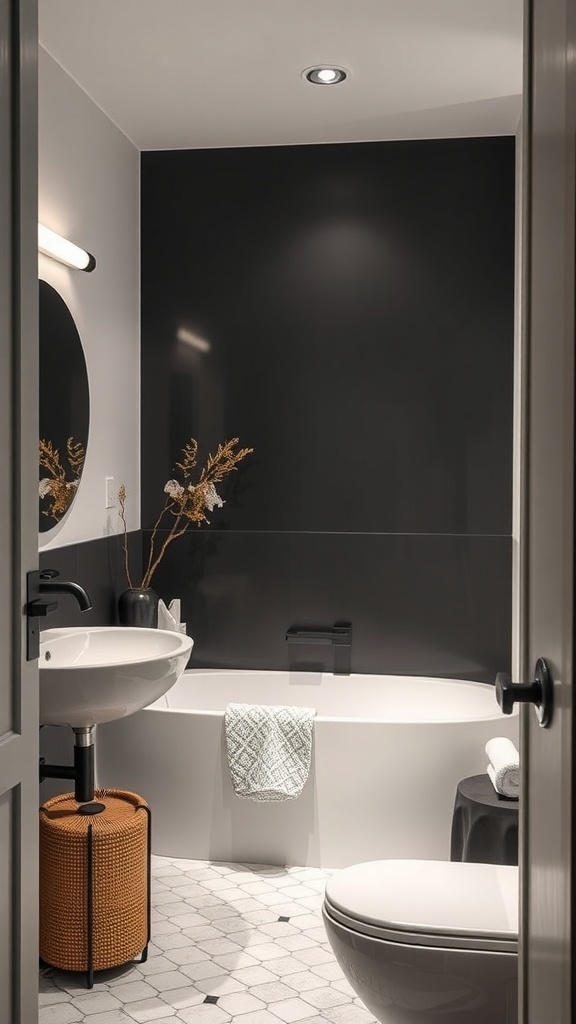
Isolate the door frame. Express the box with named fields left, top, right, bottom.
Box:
left=7, top=2, right=576, bottom=1021
left=0, top=0, right=39, bottom=1021
left=520, top=0, right=575, bottom=1019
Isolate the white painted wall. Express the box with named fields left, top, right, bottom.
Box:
left=38, top=47, right=140, bottom=548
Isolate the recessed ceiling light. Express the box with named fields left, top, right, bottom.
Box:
left=303, top=65, right=349, bottom=86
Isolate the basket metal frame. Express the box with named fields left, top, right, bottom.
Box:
left=40, top=797, right=152, bottom=989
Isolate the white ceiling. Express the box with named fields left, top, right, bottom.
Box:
left=39, top=0, right=523, bottom=151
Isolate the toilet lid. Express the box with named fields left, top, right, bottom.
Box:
left=324, top=860, right=518, bottom=953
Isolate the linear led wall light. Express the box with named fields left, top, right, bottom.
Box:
left=38, top=224, right=96, bottom=272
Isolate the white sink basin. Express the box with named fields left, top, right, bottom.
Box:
left=39, top=626, right=193, bottom=727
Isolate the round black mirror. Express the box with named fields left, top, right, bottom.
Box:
left=39, top=281, right=90, bottom=533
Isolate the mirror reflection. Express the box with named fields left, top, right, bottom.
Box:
left=39, top=280, right=90, bottom=532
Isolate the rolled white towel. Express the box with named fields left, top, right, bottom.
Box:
left=485, top=736, right=520, bottom=799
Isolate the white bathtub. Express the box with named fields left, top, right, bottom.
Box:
left=96, top=669, right=519, bottom=869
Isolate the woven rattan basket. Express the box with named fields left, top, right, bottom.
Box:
left=39, top=789, right=150, bottom=974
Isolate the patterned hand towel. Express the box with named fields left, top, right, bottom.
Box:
left=224, top=703, right=316, bottom=802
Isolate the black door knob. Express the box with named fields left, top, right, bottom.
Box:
left=495, top=657, right=553, bottom=728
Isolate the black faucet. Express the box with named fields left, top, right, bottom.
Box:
left=285, top=622, right=352, bottom=675
left=38, top=569, right=93, bottom=611
left=26, top=569, right=93, bottom=660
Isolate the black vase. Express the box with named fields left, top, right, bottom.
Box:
left=118, top=588, right=159, bottom=628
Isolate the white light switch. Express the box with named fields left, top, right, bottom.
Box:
left=105, top=477, right=115, bottom=508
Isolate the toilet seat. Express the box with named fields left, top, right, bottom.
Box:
left=324, top=859, right=518, bottom=954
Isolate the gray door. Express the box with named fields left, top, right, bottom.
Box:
left=521, top=0, right=575, bottom=1019
left=0, top=2, right=40, bottom=1022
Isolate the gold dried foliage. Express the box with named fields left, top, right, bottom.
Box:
left=67, top=437, right=86, bottom=476
left=39, top=437, right=85, bottom=521
left=119, top=436, right=253, bottom=590
left=174, top=439, right=198, bottom=478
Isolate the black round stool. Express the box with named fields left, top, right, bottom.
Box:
left=450, top=773, right=519, bottom=866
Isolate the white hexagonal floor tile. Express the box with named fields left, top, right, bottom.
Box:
left=39, top=856, right=377, bottom=1024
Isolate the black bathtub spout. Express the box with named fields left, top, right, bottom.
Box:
left=285, top=622, right=352, bottom=675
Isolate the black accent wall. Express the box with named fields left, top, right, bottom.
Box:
left=39, top=532, right=142, bottom=630
left=141, top=137, right=515, bottom=681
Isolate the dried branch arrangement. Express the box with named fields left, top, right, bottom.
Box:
left=119, top=436, right=253, bottom=590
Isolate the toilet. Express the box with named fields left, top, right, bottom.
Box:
left=322, top=859, right=518, bottom=1024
